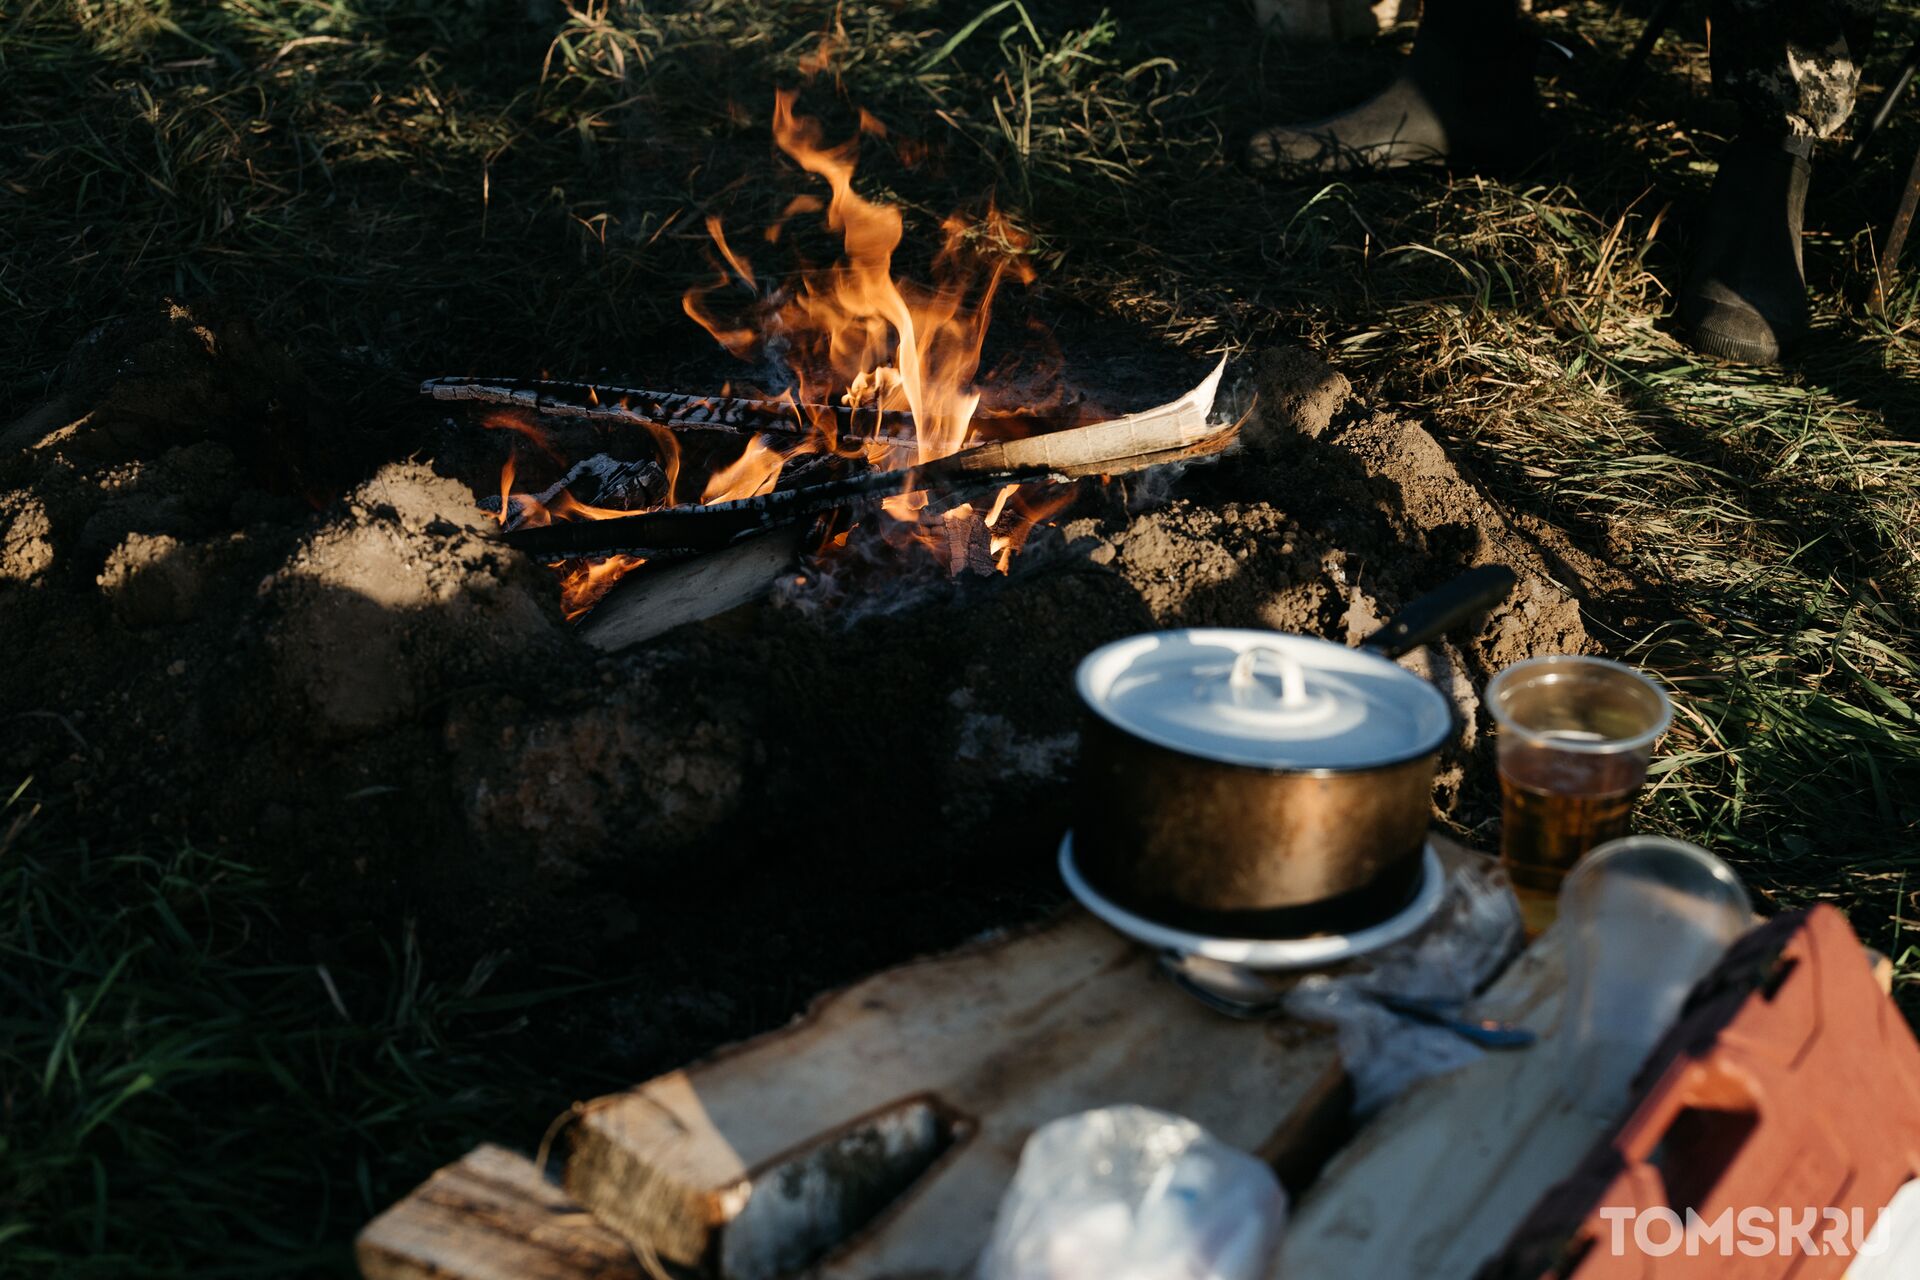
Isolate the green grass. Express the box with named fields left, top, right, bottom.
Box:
left=0, top=784, right=610, bottom=1276
left=1322, top=173, right=1920, bottom=884
left=7, top=0, right=1920, bottom=1272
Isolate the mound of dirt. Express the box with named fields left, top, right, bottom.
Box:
left=1, top=308, right=1601, bottom=964
left=264, top=464, right=560, bottom=741
left=0, top=305, right=568, bottom=929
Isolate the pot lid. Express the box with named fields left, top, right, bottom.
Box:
left=1076, top=629, right=1454, bottom=771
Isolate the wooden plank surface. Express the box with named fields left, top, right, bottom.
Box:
left=563, top=908, right=1345, bottom=1279
left=357, top=839, right=1588, bottom=1280
left=1275, top=913, right=1897, bottom=1277
left=355, top=1144, right=645, bottom=1280
left=1273, top=924, right=1586, bottom=1279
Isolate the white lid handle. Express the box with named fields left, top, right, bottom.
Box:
left=1227, top=644, right=1312, bottom=712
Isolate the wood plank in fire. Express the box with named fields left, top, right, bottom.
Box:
left=576, top=526, right=804, bottom=653
left=498, top=359, right=1231, bottom=560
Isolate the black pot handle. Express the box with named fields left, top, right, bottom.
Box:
left=1361, top=564, right=1518, bottom=659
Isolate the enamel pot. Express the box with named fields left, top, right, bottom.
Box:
left=1072, top=565, right=1515, bottom=939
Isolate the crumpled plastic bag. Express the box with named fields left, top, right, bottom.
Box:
left=977, top=1105, right=1287, bottom=1280
left=1283, top=853, right=1524, bottom=1116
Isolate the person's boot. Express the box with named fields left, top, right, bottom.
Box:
left=1247, top=1, right=1538, bottom=173
left=1679, top=135, right=1813, bottom=366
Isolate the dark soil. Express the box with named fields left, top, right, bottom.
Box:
left=1, top=302, right=1601, bottom=1069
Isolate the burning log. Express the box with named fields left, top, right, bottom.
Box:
left=562, top=359, right=1235, bottom=650
left=427, top=375, right=917, bottom=446
left=423, top=375, right=1084, bottom=446
left=479, top=453, right=666, bottom=531
left=576, top=527, right=806, bottom=652
left=502, top=358, right=1231, bottom=560
left=502, top=465, right=954, bottom=557
left=939, top=505, right=1000, bottom=578
left=918, top=356, right=1226, bottom=479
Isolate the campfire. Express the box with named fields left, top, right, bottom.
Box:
left=426, top=87, right=1237, bottom=636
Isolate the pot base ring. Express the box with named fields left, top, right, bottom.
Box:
left=1059, top=831, right=1447, bottom=971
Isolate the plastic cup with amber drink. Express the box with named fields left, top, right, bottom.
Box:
left=1486, top=656, right=1673, bottom=894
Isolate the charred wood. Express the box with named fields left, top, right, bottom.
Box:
left=423, top=375, right=1083, bottom=445
left=424, top=375, right=918, bottom=445
left=498, top=359, right=1231, bottom=559
left=477, top=454, right=668, bottom=531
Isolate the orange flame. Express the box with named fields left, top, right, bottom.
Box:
left=481, top=410, right=563, bottom=463
left=641, top=420, right=683, bottom=502
left=496, top=455, right=516, bottom=526
left=500, top=85, right=1065, bottom=619
left=989, top=483, right=1078, bottom=571
left=555, top=554, right=646, bottom=621
left=704, top=214, right=757, bottom=290
left=766, top=86, right=992, bottom=467
left=700, top=433, right=794, bottom=504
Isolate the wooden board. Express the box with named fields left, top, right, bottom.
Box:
left=1273, top=922, right=1594, bottom=1279
left=356, top=839, right=1588, bottom=1280
left=1275, top=909, right=1898, bottom=1277
left=562, top=908, right=1345, bottom=1279
left=355, top=1144, right=645, bottom=1280
left=355, top=840, right=1902, bottom=1280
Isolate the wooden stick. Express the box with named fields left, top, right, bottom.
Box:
left=422, top=375, right=1080, bottom=444
left=424, top=375, right=915, bottom=444
left=1872, top=137, right=1920, bottom=316
left=502, top=358, right=1231, bottom=559
left=503, top=465, right=1030, bottom=558
left=914, top=356, right=1226, bottom=479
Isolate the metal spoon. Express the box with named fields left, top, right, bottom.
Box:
left=1159, top=952, right=1536, bottom=1049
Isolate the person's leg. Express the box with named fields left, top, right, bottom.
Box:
left=1712, top=0, right=1879, bottom=140
left=1247, top=0, right=1537, bottom=173
left=1681, top=0, right=1882, bottom=363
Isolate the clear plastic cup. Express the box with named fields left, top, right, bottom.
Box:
left=1487, top=655, right=1673, bottom=893
left=1557, top=836, right=1751, bottom=1118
